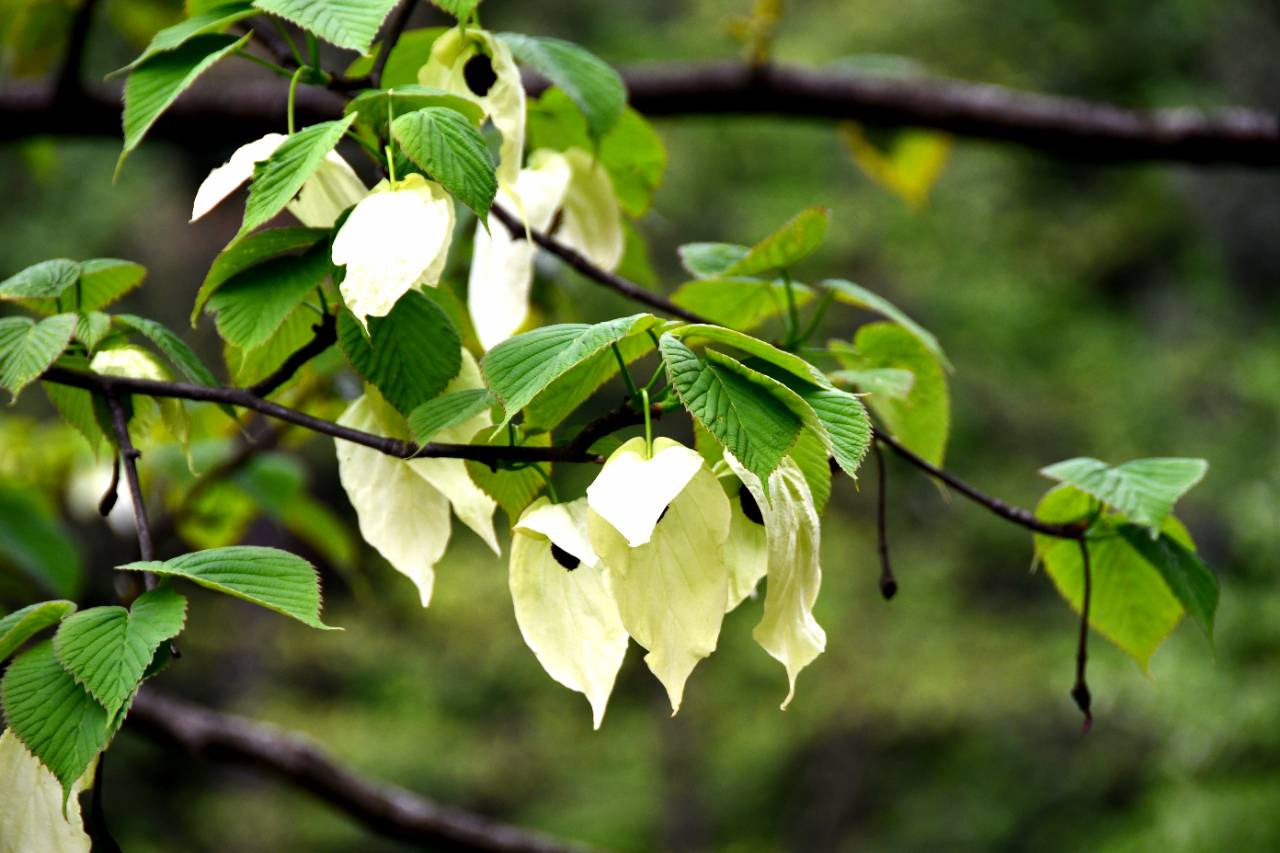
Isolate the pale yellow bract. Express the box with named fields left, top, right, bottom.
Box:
left=0, top=730, right=92, bottom=853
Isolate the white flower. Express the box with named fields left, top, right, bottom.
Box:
left=334, top=351, right=498, bottom=607
left=331, top=173, right=455, bottom=327
left=587, top=437, right=731, bottom=712
left=725, top=454, right=825, bottom=708
left=418, top=27, right=525, bottom=185
left=189, top=133, right=367, bottom=226
left=510, top=497, right=628, bottom=728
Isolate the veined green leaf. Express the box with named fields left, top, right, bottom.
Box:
left=119, top=546, right=336, bottom=630
left=670, top=323, right=827, bottom=385
left=52, top=587, right=187, bottom=717
left=0, top=601, right=76, bottom=663
left=822, top=278, right=949, bottom=369
left=1040, top=457, right=1208, bottom=535
left=73, top=313, right=111, bottom=353
left=677, top=243, right=750, bottom=280
left=43, top=353, right=106, bottom=453
left=392, top=106, right=497, bottom=219
left=251, top=0, right=398, bottom=54
left=0, top=314, right=76, bottom=400
left=239, top=115, right=358, bottom=238
left=225, top=303, right=317, bottom=386
left=1, top=641, right=117, bottom=803
left=208, top=244, right=330, bottom=352
left=73, top=260, right=147, bottom=313
left=346, top=85, right=483, bottom=143
left=120, top=33, right=251, bottom=171
left=723, top=207, right=829, bottom=276
left=337, top=291, right=461, bottom=417
left=750, top=358, right=871, bottom=480
left=109, top=1, right=256, bottom=77
left=465, top=428, right=552, bottom=525
left=0, top=259, right=79, bottom=301
left=482, top=314, right=659, bottom=428
left=828, top=366, right=914, bottom=400
left=115, top=314, right=221, bottom=390
left=499, top=33, right=625, bottom=140
left=1118, top=525, right=1218, bottom=638
left=408, top=388, right=493, bottom=444
left=522, top=328, right=652, bottom=431
left=660, top=335, right=803, bottom=485
left=429, top=0, right=479, bottom=21
left=672, top=277, right=813, bottom=333
left=192, top=227, right=328, bottom=325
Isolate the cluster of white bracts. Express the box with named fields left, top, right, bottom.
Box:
left=510, top=438, right=826, bottom=728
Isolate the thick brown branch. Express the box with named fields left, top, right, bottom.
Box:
left=3, top=61, right=1276, bottom=166
left=127, top=689, right=587, bottom=853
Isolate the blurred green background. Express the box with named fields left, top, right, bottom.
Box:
left=2, top=0, right=1279, bottom=849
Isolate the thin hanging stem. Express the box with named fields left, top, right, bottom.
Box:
left=781, top=269, right=800, bottom=345
left=531, top=464, right=559, bottom=503
left=795, top=288, right=836, bottom=347
left=270, top=18, right=306, bottom=67
left=612, top=343, right=640, bottom=405
left=384, top=88, right=398, bottom=183
left=287, top=65, right=307, bottom=134
left=235, top=49, right=293, bottom=77
left=641, top=388, right=653, bottom=457
left=873, top=442, right=897, bottom=599
left=1072, top=537, right=1094, bottom=732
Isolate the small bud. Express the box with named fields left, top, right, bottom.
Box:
left=464, top=54, right=498, bottom=96
left=551, top=542, right=580, bottom=571
left=738, top=484, right=765, bottom=525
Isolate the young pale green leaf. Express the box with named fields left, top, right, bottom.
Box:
left=376, top=27, right=449, bottom=87
left=392, top=106, right=497, bottom=219
left=408, top=388, right=493, bottom=444
left=498, top=33, right=625, bottom=140
left=120, top=33, right=251, bottom=170
left=42, top=353, right=106, bottom=453
left=828, top=366, right=914, bottom=400
left=72, top=259, right=148, bottom=313
left=837, top=322, right=950, bottom=466
left=464, top=429, right=552, bottom=524
left=109, top=0, right=256, bottom=77
left=677, top=243, right=750, bottom=279
left=52, top=587, right=187, bottom=717
left=1035, top=485, right=1196, bottom=669
left=337, top=291, right=462, bottom=417
left=224, top=303, right=316, bottom=386
left=207, top=244, right=330, bottom=352
left=1, top=641, right=117, bottom=802
left=73, top=308, right=110, bottom=350
left=723, top=207, right=829, bottom=276
left=660, top=335, right=803, bottom=485
left=0, top=601, right=76, bottom=663
left=114, top=314, right=221, bottom=389
left=821, top=278, right=950, bottom=368
left=239, top=115, right=358, bottom=238
left=0, top=259, right=79, bottom=301
left=0, top=729, right=92, bottom=851
left=481, top=314, right=659, bottom=428
left=251, top=0, right=398, bottom=53
left=429, top=0, right=479, bottom=21
left=1117, top=525, right=1218, bottom=638
left=672, top=278, right=814, bottom=333
left=119, top=546, right=336, bottom=630
left=192, top=227, right=328, bottom=325
left=0, top=485, right=83, bottom=599
left=345, top=85, right=484, bottom=142
left=788, top=428, right=833, bottom=513
left=1040, top=457, right=1209, bottom=535
left=0, top=314, right=76, bottom=400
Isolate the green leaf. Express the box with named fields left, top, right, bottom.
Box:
left=523, top=329, right=652, bottom=431
left=0, top=601, right=76, bottom=663
left=118, top=546, right=336, bottom=630
left=1035, top=485, right=1197, bottom=669
left=73, top=312, right=112, bottom=352
left=670, top=323, right=827, bottom=385
left=828, top=366, right=914, bottom=400
left=498, top=33, right=625, bottom=140
left=337, top=291, right=461, bottom=417
left=1117, top=525, right=1218, bottom=638
left=672, top=278, right=813, bottom=332
left=239, top=115, right=358, bottom=238
left=1040, top=457, right=1209, bottom=535
left=346, top=85, right=483, bottom=142
left=109, top=0, right=256, bottom=77
left=789, top=428, right=833, bottom=514
left=120, top=33, right=251, bottom=171
left=391, top=106, right=497, bottom=219
left=408, top=388, right=493, bottom=444
left=821, top=278, right=950, bottom=369
left=481, top=314, right=659, bottom=429
left=0, top=259, right=79, bottom=301
left=225, top=303, right=317, bottom=386
left=377, top=27, right=449, bottom=87
left=723, top=207, right=829, bottom=276
left=677, top=243, right=750, bottom=279
left=660, top=335, right=803, bottom=484
left=0, top=314, right=76, bottom=400
left=115, top=314, right=221, bottom=389
left=52, top=587, right=188, bottom=717
left=464, top=429, right=550, bottom=524
left=836, top=322, right=950, bottom=466
left=1, top=641, right=117, bottom=802
left=750, top=359, right=871, bottom=480
left=192, top=227, right=329, bottom=325
left=251, top=0, right=398, bottom=54
left=207, top=244, right=330, bottom=352
left=43, top=353, right=106, bottom=452
left=74, top=259, right=148, bottom=313
left=0, top=484, right=82, bottom=599
left=429, top=0, right=479, bottom=21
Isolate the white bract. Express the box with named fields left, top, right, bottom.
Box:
left=555, top=148, right=625, bottom=273
left=331, top=174, right=455, bottom=328
left=189, top=133, right=366, bottom=226
left=0, top=730, right=92, bottom=853
left=727, top=454, right=826, bottom=708
left=510, top=497, right=628, bottom=728
left=468, top=150, right=573, bottom=349
left=334, top=357, right=497, bottom=606
left=418, top=27, right=525, bottom=186
left=587, top=437, right=731, bottom=712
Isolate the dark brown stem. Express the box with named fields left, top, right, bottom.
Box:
left=98, top=453, right=121, bottom=517
left=102, top=391, right=155, bottom=589
left=371, top=0, right=418, bottom=87
left=567, top=401, right=664, bottom=453
left=127, top=689, right=588, bottom=853
left=1072, top=538, right=1093, bottom=732
left=54, top=0, right=99, bottom=103
left=247, top=312, right=337, bottom=397
left=872, top=442, right=897, bottom=599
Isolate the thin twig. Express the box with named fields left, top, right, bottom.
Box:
left=872, top=441, right=897, bottom=599
left=1072, top=538, right=1093, bottom=732
left=54, top=0, right=99, bottom=102
left=98, top=453, right=121, bottom=516
left=248, top=312, right=337, bottom=397
left=371, top=0, right=418, bottom=87
left=102, top=391, right=155, bottom=588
